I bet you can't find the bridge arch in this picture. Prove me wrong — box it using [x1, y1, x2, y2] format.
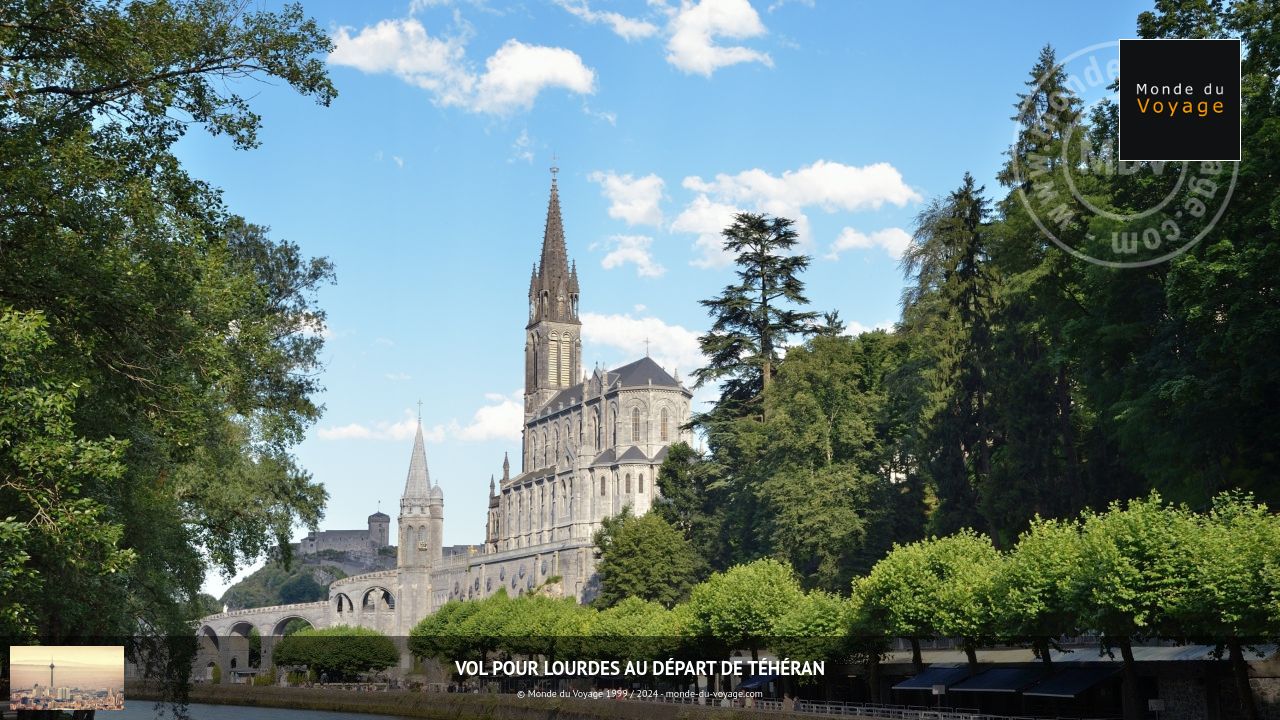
[361, 586, 395, 612]
[271, 615, 315, 637]
[334, 592, 354, 616]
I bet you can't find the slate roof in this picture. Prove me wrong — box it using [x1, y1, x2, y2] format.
[611, 356, 681, 388]
[617, 445, 649, 462]
[535, 356, 685, 416]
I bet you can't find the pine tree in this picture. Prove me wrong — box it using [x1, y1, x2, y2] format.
[901, 174, 998, 535]
[693, 212, 818, 421]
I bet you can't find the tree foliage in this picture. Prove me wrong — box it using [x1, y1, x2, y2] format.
[0, 0, 338, 650]
[273, 626, 398, 681]
[593, 508, 699, 610]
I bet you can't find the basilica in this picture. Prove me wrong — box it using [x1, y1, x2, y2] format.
[197, 172, 693, 664]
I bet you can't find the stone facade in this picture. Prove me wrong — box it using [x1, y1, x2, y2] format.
[197, 172, 691, 664]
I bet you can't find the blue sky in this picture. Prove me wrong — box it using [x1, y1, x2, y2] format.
[189, 0, 1151, 596]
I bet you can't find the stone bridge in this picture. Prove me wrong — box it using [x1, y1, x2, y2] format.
[195, 601, 329, 682]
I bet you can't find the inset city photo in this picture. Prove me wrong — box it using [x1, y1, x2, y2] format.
[8, 645, 125, 713]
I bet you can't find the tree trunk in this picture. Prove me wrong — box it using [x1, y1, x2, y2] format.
[1118, 638, 1141, 720]
[910, 638, 924, 673]
[1229, 639, 1260, 720]
[1035, 637, 1053, 667]
[963, 640, 978, 672]
[866, 657, 882, 703]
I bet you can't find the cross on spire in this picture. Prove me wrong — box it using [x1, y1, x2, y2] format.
[644, 337, 650, 357]
[417, 399, 423, 421]
[550, 153, 559, 182]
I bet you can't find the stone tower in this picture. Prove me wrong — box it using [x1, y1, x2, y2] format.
[524, 166, 581, 417]
[367, 510, 390, 547]
[398, 421, 443, 568]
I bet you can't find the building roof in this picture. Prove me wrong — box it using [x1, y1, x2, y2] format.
[534, 356, 686, 417]
[612, 356, 681, 388]
[617, 445, 650, 462]
[368, 511, 389, 520]
[404, 421, 432, 498]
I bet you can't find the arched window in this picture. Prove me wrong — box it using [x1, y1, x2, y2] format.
[625, 473, 631, 493]
[600, 474, 606, 496]
[631, 407, 641, 443]
[559, 333, 572, 385]
[660, 408, 670, 441]
[639, 474, 645, 493]
[553, 427, 560, 464]
[548, 333, 560, 384]
[542, 429, 549, 467]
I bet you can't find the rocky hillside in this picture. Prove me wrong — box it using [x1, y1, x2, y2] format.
[220, 547, 397, 610]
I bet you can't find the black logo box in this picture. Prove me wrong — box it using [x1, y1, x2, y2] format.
[1119, 38, 1241, 162]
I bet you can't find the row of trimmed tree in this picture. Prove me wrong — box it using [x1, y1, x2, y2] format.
[405, 492, 1277, 720]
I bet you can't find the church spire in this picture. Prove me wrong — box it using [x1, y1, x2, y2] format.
[530, 165, 575, 324]
[524, 165, 583, 416]
[404, 420, 431, 498]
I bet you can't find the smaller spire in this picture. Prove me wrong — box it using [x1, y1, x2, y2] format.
[502, 451, 510, 481]
[403, 418, 432, 499]
[490, 474, 495, 496]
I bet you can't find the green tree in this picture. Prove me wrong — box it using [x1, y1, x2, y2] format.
[593, 508, 699, 609]
[772, 591, 853, 666]
[590, 597, 675, 666]
[1165, 493, 1280, 720]
[272, 626, 398, 681]
[654, 442, 725, 575]
[852, 530, 1001, 672]
[0, 0, 338, 655]
[756, 333, 903, 591]
[1073, 494, 1193, 720]
[687, 558, 802, 662]
[992, 517, 1084, 666]
[0, 309, 135, 639]
[693, 212, 819, 414]
[900, 175, 999, 536]
[409, 599, 486, 670]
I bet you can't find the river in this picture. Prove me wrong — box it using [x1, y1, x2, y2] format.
[118, 701, 417, 720]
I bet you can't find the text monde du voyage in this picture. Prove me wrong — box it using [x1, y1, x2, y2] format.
[453, 659, 826, 678]
[1133, 82, 1229, 118]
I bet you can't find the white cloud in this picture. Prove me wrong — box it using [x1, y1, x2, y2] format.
[666, 0, 772, 76]
[767, 0, 812, 11]
[581, 312, 703, 374]
[450, 391, 523, 442]
[317, 394, 522, 444]
[600, 235, 666, 277]
[329, 19, 595, 115]
[589, 171, 665, 226]
[668, 194, 740, 268]
[555, 0, 660, 40]
[843, 319, 897, 336]
[470, 40, 597, 114]
[318, 410, 445, 442]
[634, 304, 647, 313]
[509, 129, 534, 164]
[385, 372, 412, 381]
[825, 227, 912, 261]
[392, 155, 405, 168]
[672, 160, 920, 264]
[683, 160, 921, 215]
